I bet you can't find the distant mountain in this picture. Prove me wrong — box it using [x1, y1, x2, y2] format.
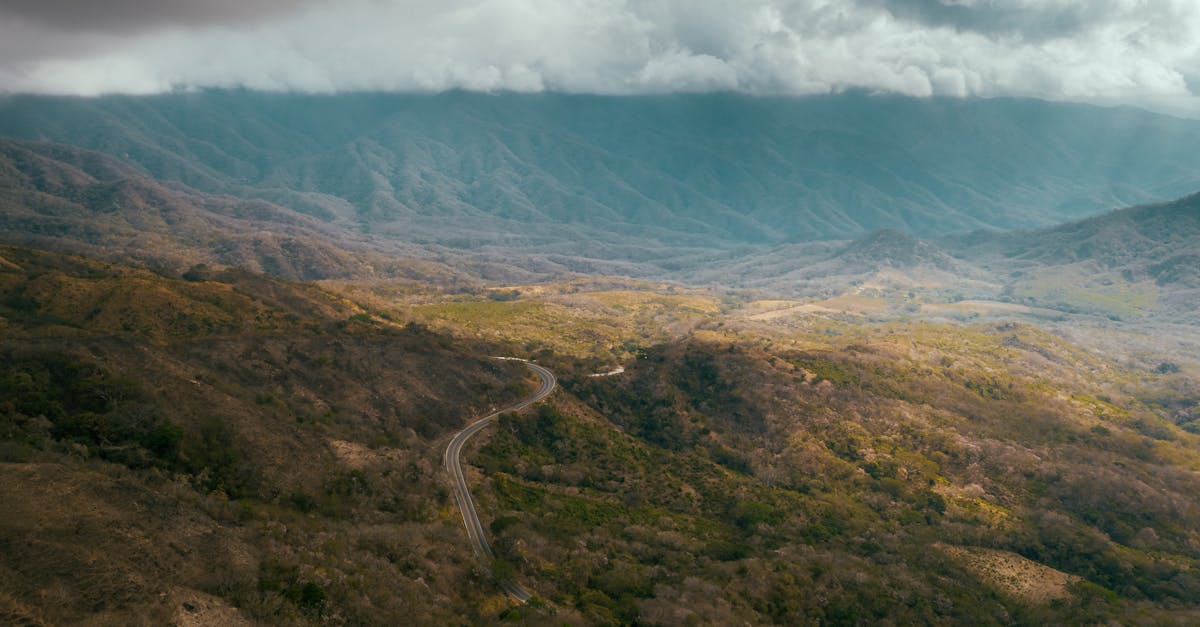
[954, 192, 1200, 270]
[681, 228, 993, 299]
[948, 193, 1200, 321]
[0, 137, 680, 285]
[2, 91, 1199, 310]
[2, 90, 1199, 255]
[834, 229, 965, 273]
[684, 190, 1199, 323]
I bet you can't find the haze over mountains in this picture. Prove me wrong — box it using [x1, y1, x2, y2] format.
[2, 91, 1198, 326]
[2, 90, 1199, 256]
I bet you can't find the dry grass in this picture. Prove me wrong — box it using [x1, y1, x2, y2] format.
[168, 587, 253, 627]
[938, 544, 1081, 604]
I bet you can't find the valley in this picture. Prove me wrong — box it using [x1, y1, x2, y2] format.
[1, 90, 1199, 625]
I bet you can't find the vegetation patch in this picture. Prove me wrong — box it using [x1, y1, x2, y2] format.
[938, 544, 1082, 604]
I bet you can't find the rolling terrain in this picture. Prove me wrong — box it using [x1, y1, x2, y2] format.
[0, 244, 538, 624]
[1, 126, 1198, 332]
[346, 268, 1200, 623]
[954, 192, 1200, 323]
[1, 88, 1200, 624]
[0, 137, 465, 282]
[1, 243, 1199, 624]
[282, 269, 1200, 623]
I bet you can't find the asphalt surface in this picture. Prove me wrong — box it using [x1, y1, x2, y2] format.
[443, 359, 557, 603]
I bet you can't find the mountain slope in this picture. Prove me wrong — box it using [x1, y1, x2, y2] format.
[0, 138, 482, 282]
[0, 137, 723, 284]
[682, 191, 1199, 324]
[946, 193, 1200, 321]
[2, 91, 1199, 253]
[0, 244, 541, 624]
[960, 191, 1200, 269]
[329, 279, 1200, 624]
[681, 228, 994, 302]
[5, 245, 1200, 624]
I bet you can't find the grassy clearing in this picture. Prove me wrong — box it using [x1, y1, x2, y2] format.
[1008, 264, 1159, 319]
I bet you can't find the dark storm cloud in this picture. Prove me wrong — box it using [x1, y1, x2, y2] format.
[0, 0, 317, 32]
[864, 0, 1093, 41]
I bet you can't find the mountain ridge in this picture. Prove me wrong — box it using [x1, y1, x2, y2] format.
[3, 90, 1199, 251]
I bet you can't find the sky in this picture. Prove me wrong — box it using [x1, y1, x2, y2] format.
[0, 0, 1198, 115]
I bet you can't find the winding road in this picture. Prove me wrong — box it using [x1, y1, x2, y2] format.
[443, 359, 557, 602]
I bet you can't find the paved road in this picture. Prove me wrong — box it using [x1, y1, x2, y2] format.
[443, 359, 556, 603]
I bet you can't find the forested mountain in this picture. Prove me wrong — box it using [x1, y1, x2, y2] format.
[0, 244, 536, 624]
[3, 128, 1198, 325]
[2, 90, 1199, 253]
[0, 138, 389, 280]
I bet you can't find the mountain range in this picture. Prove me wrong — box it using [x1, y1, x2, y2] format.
[2, 137, 1198, 327]
[2, 90, 1199, 255]
[1, 90, 1198, 324]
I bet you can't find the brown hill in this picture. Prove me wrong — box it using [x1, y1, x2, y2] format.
[0, 138, 448, 282]
[0, 245, 533, 624]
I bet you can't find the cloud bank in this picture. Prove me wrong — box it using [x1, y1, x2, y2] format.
[1, 0, 1198, 114]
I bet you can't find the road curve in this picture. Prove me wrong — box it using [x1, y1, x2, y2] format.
[443, 359, 556, 603]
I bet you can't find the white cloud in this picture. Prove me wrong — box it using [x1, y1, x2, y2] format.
[0, 0, 1197, 115]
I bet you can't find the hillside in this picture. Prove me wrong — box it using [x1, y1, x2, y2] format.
[0, 137, 701, 285]
[0, 245, 535, 625]
[2, 87, 1200, 624]
[681, 192, 1200, 326]
[750, 229, 987, 292]
[336, 276, 1200, 624]
[949, 193, 1200, 322]
[950, 192, 1200, 270]
[2, 91, 1199, 255]
[3, 92, 1200, 298]
[0, 138, 477, 282]
[2, 247, 1200, 624]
